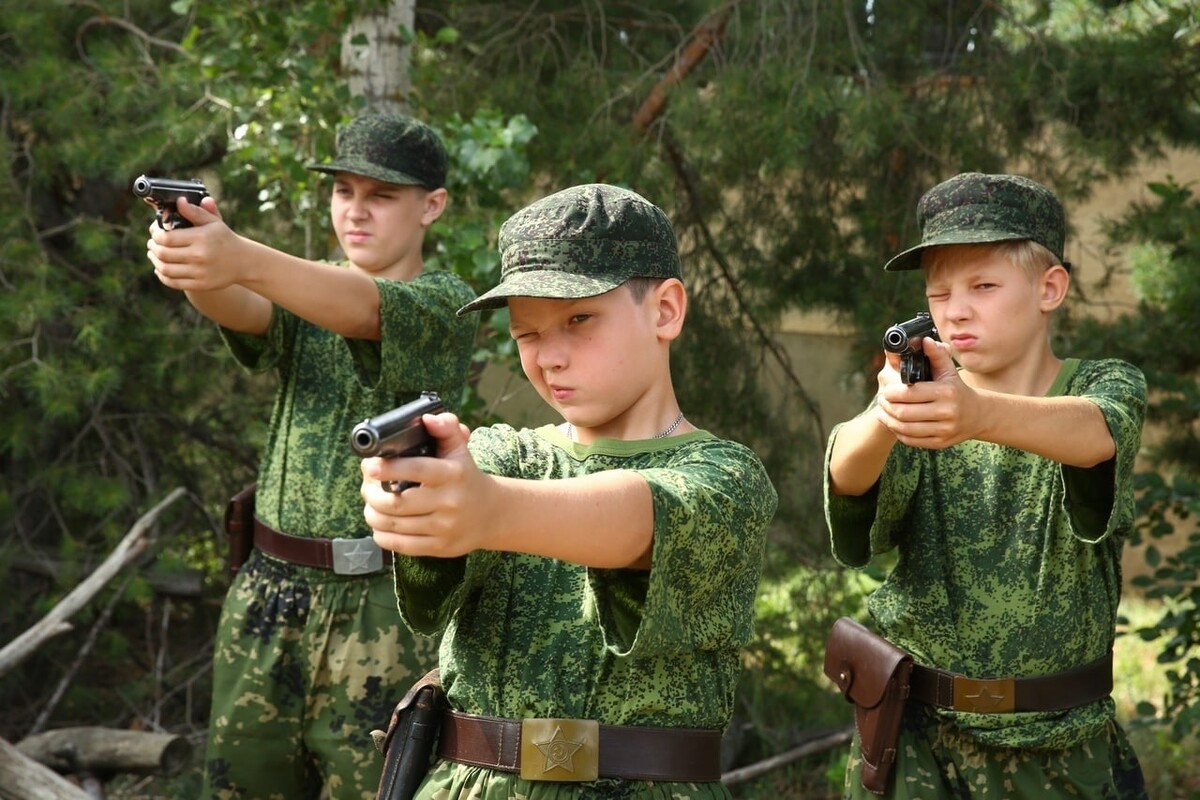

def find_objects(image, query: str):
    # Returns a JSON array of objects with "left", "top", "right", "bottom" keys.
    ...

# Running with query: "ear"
[
  {"left": 1038, "top": 264, "right": 1070, "bottom": 312},
  {"left": 421, "top": 188, "right": 449, "bottom": 227},
  {"left": 653, "top": 279, "right": 687, "bottom": 342}
]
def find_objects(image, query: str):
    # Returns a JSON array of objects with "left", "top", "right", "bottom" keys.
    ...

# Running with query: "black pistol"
[
  {"left": 882, "top": 311, "right": 940, "bottom": 384},
  {"left": 132, "top": 174, "right": 209, "bottom": 229},
  {"left": 351, "top": 392, "right": 446, "bottom": 493}
]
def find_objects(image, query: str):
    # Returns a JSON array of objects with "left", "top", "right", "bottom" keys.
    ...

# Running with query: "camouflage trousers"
[
  {"left": 844, "top": 702, "right": 1148, "bottom": 799},
  {"left": 202, "top": 549, "right": 439, "bottom": 800},
  {"left": 415, "top": 758, "right": 728, "bottom": 800}
]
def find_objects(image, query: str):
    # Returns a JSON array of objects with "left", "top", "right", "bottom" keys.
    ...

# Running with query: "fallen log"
[
  {"left": 17, "top": 727, "right": 192, "bottom": 778},
  {"left": 0, "top": 737, "right": 91, "bottom": 800}
]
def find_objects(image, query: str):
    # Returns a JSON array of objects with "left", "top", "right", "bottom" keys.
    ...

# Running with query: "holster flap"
[
  {"left": 377, "top": 667, "right": 442, "bottom": 755},
  {"left": 823, "top": 616, "right": 911, "bottom": 710}
]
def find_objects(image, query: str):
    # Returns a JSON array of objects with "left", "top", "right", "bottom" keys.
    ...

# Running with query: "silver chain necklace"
[{"left": 565, "top": 411, "right": 686, "bottom": 442}]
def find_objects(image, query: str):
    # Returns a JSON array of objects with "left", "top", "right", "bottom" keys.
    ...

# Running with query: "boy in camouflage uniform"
[
  {"left": 824, "top": 172, "right": 1148, "bottom": 798},
  {"left": 148, "top": 114, "right": 477, "bottom": 799},
  {"left": 359, "top": 183, "right": 778, "bottom": 799}
]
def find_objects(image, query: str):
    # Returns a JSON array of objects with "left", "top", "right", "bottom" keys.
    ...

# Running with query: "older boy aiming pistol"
[{"left": 147, "top": 113, "right": 477, "bottom": 800}]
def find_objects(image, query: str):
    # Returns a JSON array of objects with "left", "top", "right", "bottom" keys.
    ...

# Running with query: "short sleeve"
[
  {"left": 391, "top": 424, "right": 515, "bottom": 635},
  {"left": 218, "top": 306, "right": 290, "bottom": 372},
  {"left": 343, "top": 271, "right": 478, "bottom": 404},
  {"left": 1061, "top": 359, "right": 1147, "bottom": 543},
  {"left": 824, "top": 418, "right": 917, "bottom": 568},
  {"left": 587, "top": 439, "right": 777, "bottom": 658}
]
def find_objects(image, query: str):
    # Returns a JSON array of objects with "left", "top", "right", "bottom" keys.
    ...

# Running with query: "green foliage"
[
  {"left": 1067, "top": 174, "right": 1200, "bottom": 739},
  {"left": 5, "top": 2, "right": 1200, "bottom": 790},
  {"left": 0, "top": 0, "right": 533, "bottom": 743},
  {"left": 408, "top": 9, "right": 1200, "bottom": 768}
]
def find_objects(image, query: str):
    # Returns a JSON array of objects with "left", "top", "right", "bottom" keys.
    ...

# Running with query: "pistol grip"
[
  {"left": 382, "top": 479, "right": 418, "bottom": 494},
  {"left": 158, "top": 209, "right": 192, "bottom": 230}
]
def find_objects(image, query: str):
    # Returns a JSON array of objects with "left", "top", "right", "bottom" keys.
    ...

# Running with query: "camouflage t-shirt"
[
  {"left": 825, "top": 358, "right": 1146, "bottom": 750},
  {"left": 222, "top": 268, "right": 477, "bottom": 539},
  {"left": 394, "top": 424, "right": 778, "bottom": 798}
]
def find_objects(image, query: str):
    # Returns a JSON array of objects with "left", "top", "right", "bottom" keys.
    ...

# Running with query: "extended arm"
[
  {"left": 940, "top": 390, "right": 1114, "bottom": 466},
  {"left": 148, "top": 198, "right": 382, "bottom": 339},
  {"left": 828, "top": 410, "right": 898, "bottom": 497},
  {"left": 876, "top": 341, "right": 1115, "bottom": 468},
  {"left": 361, "top": 414, "right": 655, "bottom": 569}
]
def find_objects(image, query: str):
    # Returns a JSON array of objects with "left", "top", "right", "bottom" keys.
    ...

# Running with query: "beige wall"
[
  {"left": 1067, "top": 148, "right": 1200, "bottom": 319},
  {"left": 478, "top": 151, "right": 1200, "bottom": 432},
  {"left": 473, "top": 151, "right": 1200, "bottom": 586}
]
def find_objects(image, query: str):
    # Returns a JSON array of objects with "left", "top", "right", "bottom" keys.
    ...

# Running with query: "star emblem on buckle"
[
  {"left": 963, "top": 686, "right": 1006, "bottom": 712},
  {"left": 331, "top": 537, "right": 383, "bottom": 575},
  {"left": 519, "top": 718, "right": 598, "bottom": 781},
  {"left": 953, "top": 676, "right": 1015, "bottom": 713},
  {"left": 342, "top": 541, "right": 376, "bottom": 572},
  {"left": 534, "top": 726, "right": 586, "bottom": 775}
]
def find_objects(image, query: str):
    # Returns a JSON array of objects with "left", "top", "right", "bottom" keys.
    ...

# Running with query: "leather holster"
[
  {"left": 223, "top": 483, "right": 256, "bottom": 577},
  {"left": 372, "top": 668, "right": 446, "bottom": 800},
  {"left": 824, "top": 617, "right": 913, "bottom": 795}
]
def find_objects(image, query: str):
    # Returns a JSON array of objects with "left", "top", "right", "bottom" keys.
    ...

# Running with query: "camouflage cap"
[
  {"left": 306, "top": 113, "right": 448, "bottom": 190},
  {"left": 458, "top": 183, "right": 682, "bottom": 314},
  {"left": 883, "top": 172, "right": 1066, "bottom": 271}
]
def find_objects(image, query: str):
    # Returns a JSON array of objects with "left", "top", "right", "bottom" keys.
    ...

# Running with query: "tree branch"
[
  {"left": 631, "top": 1, "right": 737, "bottom": 131},
  {"left": 0, "top": 488, "right": 188, "bottom": 679}
]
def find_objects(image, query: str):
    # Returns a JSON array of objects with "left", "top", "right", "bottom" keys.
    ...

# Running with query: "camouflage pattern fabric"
[
  {"left": 307, "top": 113, "right": 449, "bottom": 190},
  {"left": 204, "top": 552, "right": 440, "bottom": 800},
  {"left": 222, "top": 270, "right": 477, "bottom": 538},
  {"left": 843, "top": 702, "right": 1147, "bottom": 799},
  {"left": 824, "top": 360, "right": 1146, "bottom": 767},
  {"left": 884, "top": 173, "right": 1066, "bottom": 271},
  {"left": 202, "top": 268, "right": 477, "bottom": 799},
  {"left": 459, "top": 184, "right": 683, "bottom": 312},
  {"left": 417, "top": 757, "right": 715, "bottom": 800},
  {"left": 394, "top": 425, "right": 778, "bottom": 799}
]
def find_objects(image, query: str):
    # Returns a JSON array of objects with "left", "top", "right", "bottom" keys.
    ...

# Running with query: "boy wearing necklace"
[{"left": 360, "top": 183, "right": 778, "bottom": 799}]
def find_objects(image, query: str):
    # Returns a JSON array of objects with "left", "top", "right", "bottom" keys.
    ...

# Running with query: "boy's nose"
[
  {"left": 945, "top": 293, "right": 971, "bottom": 320},
  {"left": 536, "top": 339, "right": 567, "bottom": 370}
]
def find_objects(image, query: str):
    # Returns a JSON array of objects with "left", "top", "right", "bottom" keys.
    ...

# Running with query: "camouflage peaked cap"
[
  {"left": 306, "top": 113, "right": 447, "bottom": 190},
  {"left": 458, "top": 184, "right": 682, "bottom": 314},
  {"left": 883, "top": 172, "right": 1066, "bottom": 271}
]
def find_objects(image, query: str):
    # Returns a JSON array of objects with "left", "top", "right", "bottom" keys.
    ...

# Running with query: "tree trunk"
[
  {"left": 17, "top": 727, "right": 192, "bottom": 778},
  {"left": 341, "top": 0, "right": 415, "bottom": 113},
  {"left": 0, "top": 738, "right": 91, "bottom": 800}
]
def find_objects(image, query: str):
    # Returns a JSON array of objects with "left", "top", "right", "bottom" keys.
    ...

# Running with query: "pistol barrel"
[
  {"left": 350, "top": 392, "right": 445, "bottom": 457},
  {"left": 131, "top": 175, "right": 207, "bottom": 198},
  {"left": 882, "top": 312, "right": 937, "bottom": 354}
]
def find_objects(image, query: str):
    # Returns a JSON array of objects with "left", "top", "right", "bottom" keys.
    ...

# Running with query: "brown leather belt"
[
  {"left": 253, "top": 518, "right": 391, "bottom": 575},
  {"left": 437, "top": 709, "right": 722, "bottom": 783},
  {"left": 909, "top": 651, "right": 1113, "bottom": 714}
]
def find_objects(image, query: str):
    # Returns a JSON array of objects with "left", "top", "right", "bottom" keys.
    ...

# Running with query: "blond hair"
[{"left": 922, "top": 240, "right": 1060, "bottom": 284}]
